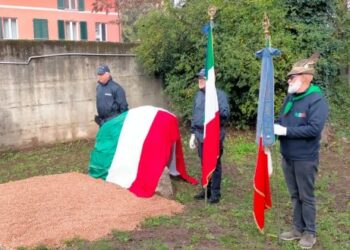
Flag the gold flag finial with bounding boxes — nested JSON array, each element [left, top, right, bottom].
[[208, 5, 217, 20], [263, 12, 270, 38]]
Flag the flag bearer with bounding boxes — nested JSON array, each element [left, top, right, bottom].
[[274, 54, 328, 249], [189, 68, 230, 204]]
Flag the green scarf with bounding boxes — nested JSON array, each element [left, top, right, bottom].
[[283, 84, 322, 115]]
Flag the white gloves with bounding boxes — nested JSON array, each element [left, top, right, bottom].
[[274, 124, 287, 136], [189, 134, 196, 149], [264, 147, 273, 176]]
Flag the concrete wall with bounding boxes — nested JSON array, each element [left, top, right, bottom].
[[0, 41, 167, 150]]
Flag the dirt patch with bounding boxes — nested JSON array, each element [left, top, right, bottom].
[[0, 173, 183, 249], [128, 227, 192, 249], [321, 141, 350, 212]]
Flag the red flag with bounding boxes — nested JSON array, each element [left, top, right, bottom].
[[253, 138, 272, 232]]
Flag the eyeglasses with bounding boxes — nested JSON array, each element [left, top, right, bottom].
[[288, 75, 298, 81]]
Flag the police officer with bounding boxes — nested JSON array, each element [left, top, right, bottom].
[[94, 64, 128, 126], [189, 68, 230, 204], [274, 54, 328, 249]]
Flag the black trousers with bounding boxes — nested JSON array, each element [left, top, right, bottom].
[[197, 140, 223, 199], [282, 157, 318, 235]]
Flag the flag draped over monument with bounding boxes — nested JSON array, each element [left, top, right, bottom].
[[89, 106, 198, 198]]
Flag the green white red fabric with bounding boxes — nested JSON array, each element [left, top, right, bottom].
[[89, 106, 198, 197], [202, 23, 220, 187]]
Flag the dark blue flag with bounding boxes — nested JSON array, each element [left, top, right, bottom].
[[256, 47, 280, 146]]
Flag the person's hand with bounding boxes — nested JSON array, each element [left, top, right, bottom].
[[189, 134, 196, 149], [274, 124, 287, 136]]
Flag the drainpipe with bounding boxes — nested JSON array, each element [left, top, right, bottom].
[[0, 52, 136, 65], [117, 0, 123, 43]]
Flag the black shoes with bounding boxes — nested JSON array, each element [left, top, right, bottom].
[[193, 190, 210, 200], [208, 197, 220, 204], [194, 190, 220, 204]]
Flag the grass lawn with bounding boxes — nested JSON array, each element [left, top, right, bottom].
[[0, 129, 349, 250]]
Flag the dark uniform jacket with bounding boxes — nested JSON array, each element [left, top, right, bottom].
[[96, 78, 128, 121], [191, 89, 230, 142], [277, 86, 328, 161]]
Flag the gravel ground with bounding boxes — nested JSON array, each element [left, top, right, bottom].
[[0, 172, 183, 249]]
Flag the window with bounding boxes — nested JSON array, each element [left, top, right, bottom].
[[58, 0, 85, 11], [65, 0, 76, 10], [58, 20, 87, 40], [95, 23, 106, 41], [65, 21, 78, 40], [33, 19, 48, 40], [0, 18, 18, 39]]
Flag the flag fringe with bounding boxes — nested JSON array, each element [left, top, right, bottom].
[[253, 211, 264, 233]]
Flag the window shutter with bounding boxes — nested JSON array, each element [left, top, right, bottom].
[[80, 21, 87, 40], [33, 19, 41, 39], [78, 0, 85, 11], [0, 18, 3, 39], [58, 20, 65, 40], [42, 20, 48, 39], [57, 0, 64, 9], [102, 23, 106, 41], [34, 19, 49, 40]]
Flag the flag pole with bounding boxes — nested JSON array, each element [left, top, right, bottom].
[[263, 12, 282, 244], [263, 12, 271, 48], [254, 12, 281, 235], [262, 13, 271, 243], [273, 140, 282, 245]]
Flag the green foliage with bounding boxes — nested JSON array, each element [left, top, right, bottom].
[[284, 0, 336, 24], [329, 81, 350, 138], [283, 0, 341, 90], [135, 0, 347, 125], [92, 0, 163, 42], [121, 2, 163, 42]]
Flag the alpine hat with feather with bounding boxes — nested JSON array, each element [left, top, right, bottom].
[[287, 53, 320, 77]]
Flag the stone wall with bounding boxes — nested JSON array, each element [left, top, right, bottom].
[[0, 41, 167, 150]]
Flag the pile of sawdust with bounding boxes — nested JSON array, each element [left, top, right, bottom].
[[0, 172, 183, 249]]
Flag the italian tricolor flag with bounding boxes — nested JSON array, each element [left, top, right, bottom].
[[202, 23, 220, 187], [89, 106, 198, 197]]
